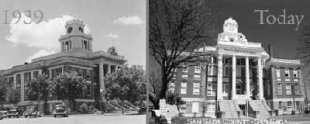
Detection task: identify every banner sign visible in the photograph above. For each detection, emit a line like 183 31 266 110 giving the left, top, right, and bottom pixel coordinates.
172 117 289 124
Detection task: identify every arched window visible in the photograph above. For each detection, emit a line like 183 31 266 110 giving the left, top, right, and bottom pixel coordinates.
79 27 84 33
67 27 73 34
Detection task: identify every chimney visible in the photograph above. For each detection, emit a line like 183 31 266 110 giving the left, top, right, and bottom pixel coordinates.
268 44 273 58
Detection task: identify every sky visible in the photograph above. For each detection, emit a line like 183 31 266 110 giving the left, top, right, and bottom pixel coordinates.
0 0 146 70
219 0 310 59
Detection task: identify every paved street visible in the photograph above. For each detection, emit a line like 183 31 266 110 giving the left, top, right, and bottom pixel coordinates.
0 114 146 124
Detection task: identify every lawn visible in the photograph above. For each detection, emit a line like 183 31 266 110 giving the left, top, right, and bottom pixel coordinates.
270 113 310 122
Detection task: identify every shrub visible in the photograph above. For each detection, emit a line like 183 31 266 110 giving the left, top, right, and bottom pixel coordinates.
78 103 89 114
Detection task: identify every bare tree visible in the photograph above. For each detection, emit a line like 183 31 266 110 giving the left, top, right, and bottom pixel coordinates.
298 21 310 65
149 0 216 107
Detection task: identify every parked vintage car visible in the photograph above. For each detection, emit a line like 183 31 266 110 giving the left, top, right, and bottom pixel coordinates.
52 105 69 117
6 107 19 118
23 106 41 118
0 111 7 120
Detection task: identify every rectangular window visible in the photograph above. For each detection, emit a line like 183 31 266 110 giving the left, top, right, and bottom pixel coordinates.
224 57 231 64
33 71 39 78
193 82 200 95
181 74 188 80
193 74 201 80
207 83 216 96
285 69 290 78
192 102 199 113
277 84 282 95
224 67 230 76
279 102 283 109
207 65 213 75
172 73 176 80
181 82 187 94
169 82 175 93
276 69 281 78
16 74 21 88
182 63 188 73
223 84 229 96
286 84 291 95
293 70 298 78
8 77 14 88
207 103 215 112
194 66 201 73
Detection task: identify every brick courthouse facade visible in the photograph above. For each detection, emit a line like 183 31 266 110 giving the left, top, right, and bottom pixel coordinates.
168 18 305 118
0 19 126 112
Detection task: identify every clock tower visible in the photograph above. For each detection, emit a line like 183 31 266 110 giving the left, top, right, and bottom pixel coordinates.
59 19 93 52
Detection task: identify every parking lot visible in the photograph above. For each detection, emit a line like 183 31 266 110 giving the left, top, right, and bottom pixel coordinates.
0 114 146 124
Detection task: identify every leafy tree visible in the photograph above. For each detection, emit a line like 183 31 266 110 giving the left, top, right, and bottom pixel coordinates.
149 0 216 108
26 74 50 114
105 65 145 114
0 77 7 104
50 72 86 111
6 89 20 104
0 77 19 104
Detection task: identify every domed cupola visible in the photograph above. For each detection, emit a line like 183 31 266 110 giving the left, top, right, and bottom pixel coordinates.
223 17 238 33
59 19 93 52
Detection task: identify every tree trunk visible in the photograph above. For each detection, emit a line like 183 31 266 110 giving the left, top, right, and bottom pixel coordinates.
44 99 48 115
121 100 125 114
37 95 41 113
159 71 169 99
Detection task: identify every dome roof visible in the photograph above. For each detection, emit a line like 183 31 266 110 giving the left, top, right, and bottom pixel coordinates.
66 19 85 27
224 17 238 25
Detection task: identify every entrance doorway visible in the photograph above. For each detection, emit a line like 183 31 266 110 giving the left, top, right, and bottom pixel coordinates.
239 105 246 115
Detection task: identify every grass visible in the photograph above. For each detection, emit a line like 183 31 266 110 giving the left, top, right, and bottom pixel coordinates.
270 113 310 122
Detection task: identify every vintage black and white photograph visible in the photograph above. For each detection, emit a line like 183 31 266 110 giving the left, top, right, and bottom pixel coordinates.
148 0 310 124
0 0 146 124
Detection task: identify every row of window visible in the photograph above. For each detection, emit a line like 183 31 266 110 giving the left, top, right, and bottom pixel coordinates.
169 81 201 95
179 64 201 74
278 101 302 112
276 68 299 79
188 102 215 113
276 84 303 95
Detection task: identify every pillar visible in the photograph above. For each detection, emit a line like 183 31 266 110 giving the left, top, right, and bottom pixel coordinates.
245 57 250 98
232 55 236 99
217 54 223 100
21 73 25 102
13 74 17 89
99 63 105 91
107 64 111 74
257 57 264 100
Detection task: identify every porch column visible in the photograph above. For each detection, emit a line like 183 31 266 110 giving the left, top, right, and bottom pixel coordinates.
107 64 111 74
217 54 223 100
245 56 251 98
99 63 105 91
232 55 236 99
257 57 264 100
21 73 25 102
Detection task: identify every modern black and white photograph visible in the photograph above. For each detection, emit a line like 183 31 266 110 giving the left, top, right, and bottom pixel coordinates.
2 0 310 124
0 0 146 124
148 0 310 124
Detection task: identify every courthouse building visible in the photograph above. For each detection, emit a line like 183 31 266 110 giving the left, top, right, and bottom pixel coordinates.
169 18 305 118
0 19 126 112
